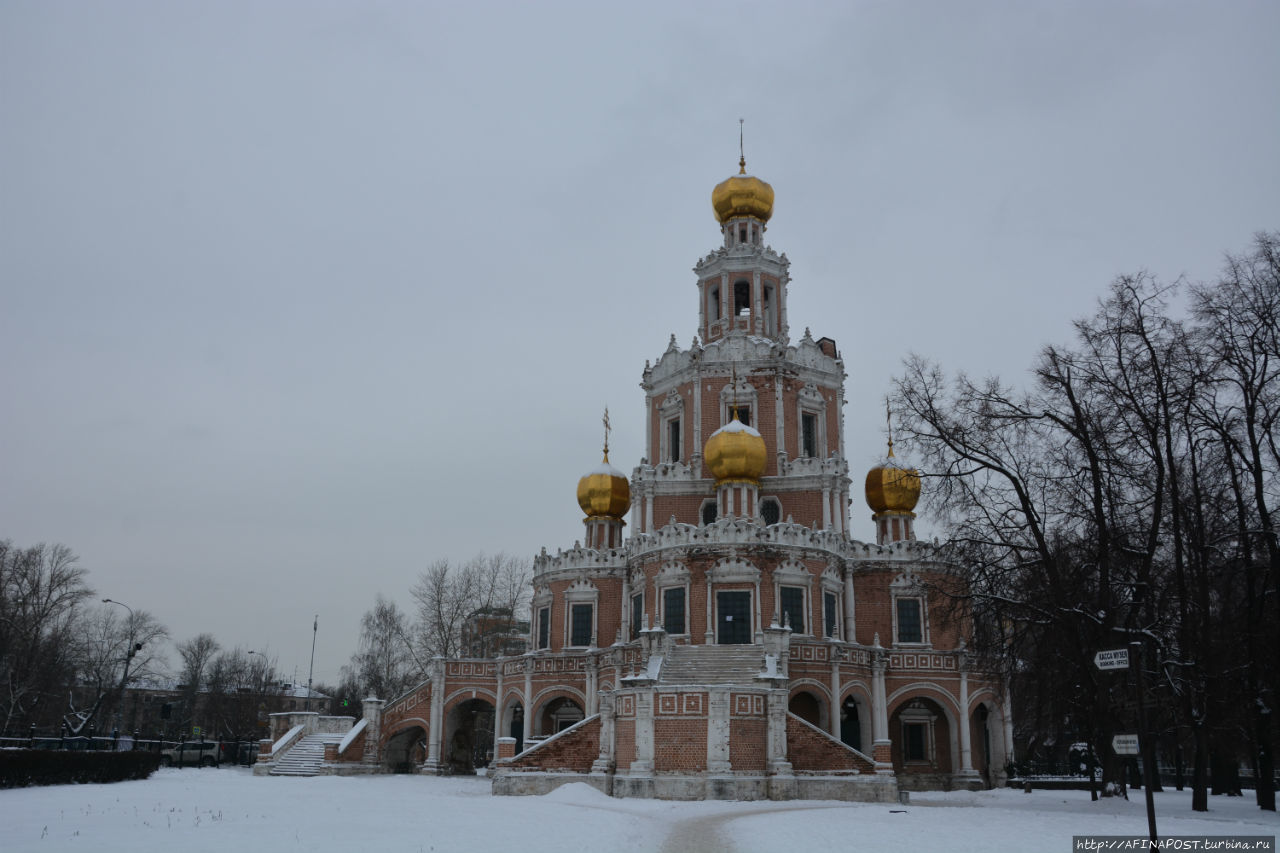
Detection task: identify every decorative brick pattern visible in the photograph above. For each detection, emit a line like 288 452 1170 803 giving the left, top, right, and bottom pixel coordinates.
786 713 874 772
506 716 601 772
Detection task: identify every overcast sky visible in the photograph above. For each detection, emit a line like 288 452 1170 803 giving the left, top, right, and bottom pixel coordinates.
3 1 1277 687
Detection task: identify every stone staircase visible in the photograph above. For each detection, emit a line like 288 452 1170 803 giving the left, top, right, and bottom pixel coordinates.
268 733 343 777
660 644 766 685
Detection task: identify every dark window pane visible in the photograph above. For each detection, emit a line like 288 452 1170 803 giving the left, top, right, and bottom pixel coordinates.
780 586 805 634
904 723 927 761
663 587 686 634
570 604 593 647
802 412 817 457
734 280 749 315
702 502 718 525
761 498 780 526
824 592 837 638
717 591 752 644
631 594 643 639
668 418 681 463
537 607 550 649
897 598 922 643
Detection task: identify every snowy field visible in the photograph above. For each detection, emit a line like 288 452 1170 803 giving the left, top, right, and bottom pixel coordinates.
2 768 1278 853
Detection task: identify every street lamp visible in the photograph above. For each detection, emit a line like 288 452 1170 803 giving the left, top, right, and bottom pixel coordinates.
102 599 139 735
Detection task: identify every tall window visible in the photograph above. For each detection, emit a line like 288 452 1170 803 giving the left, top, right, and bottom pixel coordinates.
801 412 817 457
780 586 805 634
570 604 593 647
709 286 721 321
824 592 838 639
668 418 681 463
537 606 550 649
731 405 751 427
734 280 750 316
631 593 643 639
760 497 781 526
896 598 922 644
663 587 686 635
702 501 718 526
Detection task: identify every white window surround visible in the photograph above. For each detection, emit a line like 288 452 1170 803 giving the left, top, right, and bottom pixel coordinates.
899 700 938 764
719 376 758 426
796 383 828 458
773 560 812 636
563 578 599 648
659 584 690 636
658 389 685 464
890 572 929 647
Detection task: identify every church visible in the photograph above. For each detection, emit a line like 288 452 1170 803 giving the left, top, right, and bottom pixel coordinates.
255 155 1012 801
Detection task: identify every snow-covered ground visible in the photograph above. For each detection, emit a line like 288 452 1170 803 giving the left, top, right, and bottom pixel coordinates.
2 768 1277 853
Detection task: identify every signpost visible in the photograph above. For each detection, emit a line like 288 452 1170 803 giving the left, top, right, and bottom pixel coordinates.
1112 734 1139 756
1093 648 1130 670
1096 641 1158 847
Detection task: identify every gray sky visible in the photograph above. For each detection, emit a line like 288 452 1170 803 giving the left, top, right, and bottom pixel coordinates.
3 1 1277 686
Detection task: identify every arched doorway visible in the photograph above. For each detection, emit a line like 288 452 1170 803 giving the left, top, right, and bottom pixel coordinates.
444 698 495 773
840 696 862 752
788 690 824 728
890 696 954 787
972 703 993 787
383 725 426 774
535 697 583 737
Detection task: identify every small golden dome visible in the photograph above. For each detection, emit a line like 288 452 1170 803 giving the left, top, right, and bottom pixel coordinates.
577 452 631 520
705 414 767 484
865 446 921 514
711 157 775 224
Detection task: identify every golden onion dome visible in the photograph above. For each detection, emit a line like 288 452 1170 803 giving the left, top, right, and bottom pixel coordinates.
711 157 775 224
865 445 921 514
577 452 631 520
704 414 768 484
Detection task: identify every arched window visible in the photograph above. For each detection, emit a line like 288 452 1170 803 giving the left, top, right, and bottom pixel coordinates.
701 500 718 526
760 497 781 526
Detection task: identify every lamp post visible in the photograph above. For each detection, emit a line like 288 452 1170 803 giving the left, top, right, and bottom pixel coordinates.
306 616 318 712
102 599 138 735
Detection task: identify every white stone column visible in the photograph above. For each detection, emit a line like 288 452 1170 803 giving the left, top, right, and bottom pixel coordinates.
707 689 731 773
1002 686 1014 766
829 658 842 737
822 484 831 529
493 664 504 762
361 697 385 767
871 648 892 772
705 577 714 644
631 690 654 774
591 693 615 775
621 579 631 642
587 656 598 716
958 667 975 775
766 689 793 777
424 658 445 772
523 660 533 745
843 573 856 644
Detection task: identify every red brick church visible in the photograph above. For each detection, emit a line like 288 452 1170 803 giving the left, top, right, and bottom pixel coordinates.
255 155 1011 800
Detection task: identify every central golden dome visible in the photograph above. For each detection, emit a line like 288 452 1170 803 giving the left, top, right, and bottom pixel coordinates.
711 157 774 224
577 452 631 520
705 415 767 484
865 446 921 514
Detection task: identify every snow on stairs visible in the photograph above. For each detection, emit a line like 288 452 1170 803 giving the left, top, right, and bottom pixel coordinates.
268 733 343 777
659 644 766 685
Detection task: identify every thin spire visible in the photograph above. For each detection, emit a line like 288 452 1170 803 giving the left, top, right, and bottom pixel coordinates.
728 365 742 421
738 118 746 174
602 407 612 461
885 399 895 457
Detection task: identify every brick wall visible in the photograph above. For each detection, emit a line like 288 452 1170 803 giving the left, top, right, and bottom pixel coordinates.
506 716 600 772
786 712 874 772
728 718 767 770
653 718 708 772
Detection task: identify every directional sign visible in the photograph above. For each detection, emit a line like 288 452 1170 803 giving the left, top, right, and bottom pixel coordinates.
1112 734 1139 755
1094 648 1131 670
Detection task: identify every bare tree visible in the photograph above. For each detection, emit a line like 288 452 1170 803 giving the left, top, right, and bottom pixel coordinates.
411 553 530 658
69 603 168 734
346 596 423 702
0 542 92 733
